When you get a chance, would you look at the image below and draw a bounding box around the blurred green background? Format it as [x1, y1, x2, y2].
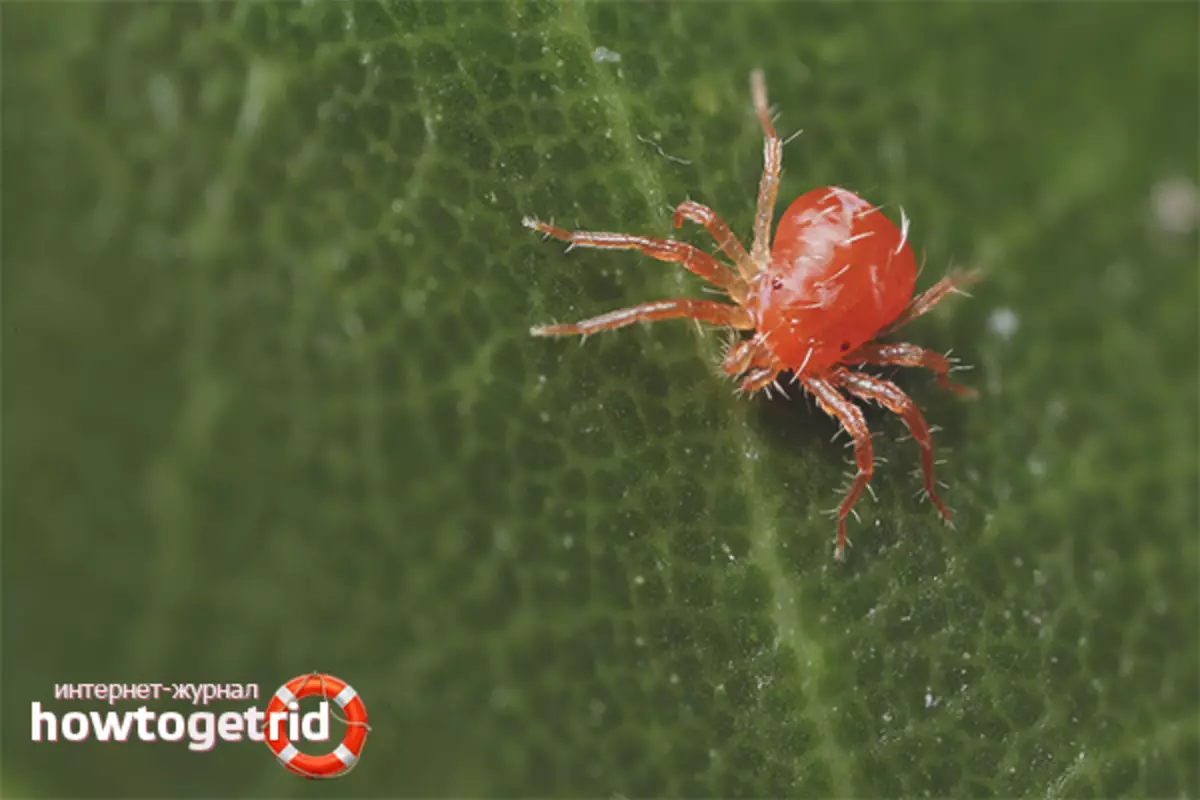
[4, 1, 1197, 797]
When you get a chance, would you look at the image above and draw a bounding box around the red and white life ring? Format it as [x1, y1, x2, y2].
[264, 673, 369, 779]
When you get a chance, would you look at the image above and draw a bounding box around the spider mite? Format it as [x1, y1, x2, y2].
[526, 70, 979, 561]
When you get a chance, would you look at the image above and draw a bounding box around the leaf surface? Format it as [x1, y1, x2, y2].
[4, 2, 1197, 796]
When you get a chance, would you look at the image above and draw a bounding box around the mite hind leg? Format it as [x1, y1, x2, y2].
[878, 268, 983, 336]
[834, 368, 953, 524]
[845, 342, 978, 398]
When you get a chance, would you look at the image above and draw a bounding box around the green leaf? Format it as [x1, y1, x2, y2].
[4, 2, 1197, 796]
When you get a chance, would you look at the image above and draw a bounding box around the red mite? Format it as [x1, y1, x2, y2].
[527, 71, 979, 561]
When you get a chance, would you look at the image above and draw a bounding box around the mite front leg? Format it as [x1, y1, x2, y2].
[673, 201, 755, 282]
[739, 366, 782, 393]
[721, 334, 784, 392]
[835, 368, 953, 524]
[721, 332, 775, 375]
[531, 299, 752, 338]
[722, 338, 759, 377]
[523, 217, 739, 291]
[878, 268, 984, 336]
[802, 375, 874, 562]
[749, 69, 782, 267]
[845, 342, 978, 398]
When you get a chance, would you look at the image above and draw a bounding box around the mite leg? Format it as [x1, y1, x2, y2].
[523, 217, 739, 291]
[739, 366, 782, 393]
[531, 299, 752, 338]
[845, 342, 978, 398]
[878, 268, 984, 336]
[721, 334, 784, 392]
[673, 201, 755, 282]
[721, 332, 776, 375]
[802, 375, 874, 562]
[722, 338, 759, 376]
[835, 368, 953, 524]
[749, 69, 782, 266]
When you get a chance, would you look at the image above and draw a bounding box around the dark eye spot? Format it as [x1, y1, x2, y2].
[771, 277, 783, 290]
[840, 342, 850, 352]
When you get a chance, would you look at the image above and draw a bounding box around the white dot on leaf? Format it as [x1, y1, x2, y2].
[1150, 176, 1199, 235]
[987, 307, 1019, 340]
[591, 46, 622, 64]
